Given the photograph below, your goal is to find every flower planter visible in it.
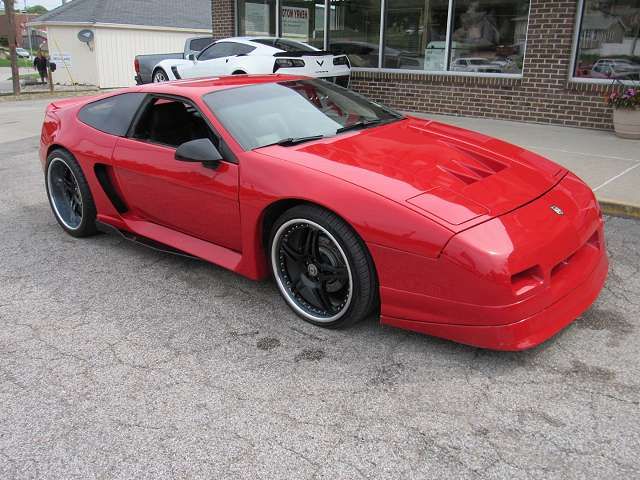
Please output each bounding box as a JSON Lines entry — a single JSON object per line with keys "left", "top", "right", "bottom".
{"left": 613, "top": 108, "right": 640, "bottom": 140}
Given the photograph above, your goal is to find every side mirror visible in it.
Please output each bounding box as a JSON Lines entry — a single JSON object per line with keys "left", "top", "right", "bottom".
{"left": 187, "top": 53, "right": 197, "bottom": 62}
{"left": 175, "top": 138, "right": 222, "bottom": 168}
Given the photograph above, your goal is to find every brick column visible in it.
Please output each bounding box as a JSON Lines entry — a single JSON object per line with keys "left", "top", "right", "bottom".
{"left": 212, "top": 0, "right": 235, "bottom": 40}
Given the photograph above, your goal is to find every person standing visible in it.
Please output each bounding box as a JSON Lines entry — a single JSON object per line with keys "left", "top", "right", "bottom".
{"left": 33, "top": 51, "right": 48, "bottom": 84}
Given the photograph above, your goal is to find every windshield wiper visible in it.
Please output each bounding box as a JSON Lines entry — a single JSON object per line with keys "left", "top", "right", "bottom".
{"left": 261, "top": 135, "right": 325, "bottom": 148}
{"left": 336, "top": 117, "right": 405, "bottom": 134}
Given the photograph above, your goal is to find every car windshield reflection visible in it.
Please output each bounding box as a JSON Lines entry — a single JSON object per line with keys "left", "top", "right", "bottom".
{"left": 203, "top": 79, "right": 404, "bottom": 150}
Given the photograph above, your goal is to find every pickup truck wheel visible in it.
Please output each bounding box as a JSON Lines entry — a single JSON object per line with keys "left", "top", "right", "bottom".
{"left": 152, "top": 68, "right": 169, "bottom": 83}
{"left": 232, "top": 70, "right": 247, "bottom": 75}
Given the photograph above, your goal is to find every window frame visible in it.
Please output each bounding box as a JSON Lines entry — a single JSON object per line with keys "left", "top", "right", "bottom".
{"left": 570, "top": 0, "right": 640, "bottom": 86}
{"left": 235, "top": 0, "right": 531, "bottom": 78}
{"left": 126, "top": 93, "right": 238, "bottom": 164}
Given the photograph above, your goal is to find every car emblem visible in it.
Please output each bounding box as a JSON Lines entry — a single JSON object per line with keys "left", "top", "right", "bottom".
{"left": 316, "top": 60, "right": 324, "bottom": 66}
{"left": 550, "top": 205, "right": 564, "bottom": 216}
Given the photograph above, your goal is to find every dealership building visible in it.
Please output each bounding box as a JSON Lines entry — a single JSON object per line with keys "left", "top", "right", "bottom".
{"left": 211, "top": 0, "right": 640, "bottom": 130}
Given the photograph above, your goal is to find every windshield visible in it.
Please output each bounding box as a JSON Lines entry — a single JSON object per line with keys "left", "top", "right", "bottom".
{"left": 203, "top": 79, "right": 403, "bottom": 150}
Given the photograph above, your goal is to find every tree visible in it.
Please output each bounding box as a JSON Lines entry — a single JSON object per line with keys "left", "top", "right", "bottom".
{"left": 2, "top": 0, "right": 20, "bottom": 95}
{"left": 26, "top": 5, "right": 47, "bottom": 14}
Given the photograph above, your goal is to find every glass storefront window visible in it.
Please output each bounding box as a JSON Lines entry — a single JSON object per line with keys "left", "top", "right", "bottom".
{"left": 237, "top": 0, "right": 277, "bottom": 36}
{"left": 235, "top": 0, "right": 532, "bottom": 75}
{"left": 328, "top": 0, "right": 382, "bottom": 68}
{"left": 383, "top": 0, "right": 449, "bottom": 70}
{"left": 449, "top": 0, "right": 529, "bottom": 74}
{"left": 573, "top": 0, "right": 640, "bottom": 82}
{"left": 280, "top": 0, "right": 326, "bottom": 49}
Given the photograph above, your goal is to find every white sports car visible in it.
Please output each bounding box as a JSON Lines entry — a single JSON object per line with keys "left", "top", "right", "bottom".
{"left": 152, "top": 37, "right": 351, "bottom": 87}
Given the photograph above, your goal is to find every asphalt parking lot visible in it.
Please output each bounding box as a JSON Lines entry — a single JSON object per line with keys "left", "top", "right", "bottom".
{"left": 1, "top": 117, "right": 639, "bottom": 479}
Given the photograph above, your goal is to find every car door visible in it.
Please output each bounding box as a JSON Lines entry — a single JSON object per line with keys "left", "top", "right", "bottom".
{"left": 179, "top": 42, "right": 235, "bottom": 78}
{"left": 110, "top": 95, "right": 242, "bottom": 251}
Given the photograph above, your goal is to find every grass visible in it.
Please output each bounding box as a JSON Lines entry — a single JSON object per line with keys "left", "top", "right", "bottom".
{"left": 0, "top": 58, "right": 32, "bottom": 68}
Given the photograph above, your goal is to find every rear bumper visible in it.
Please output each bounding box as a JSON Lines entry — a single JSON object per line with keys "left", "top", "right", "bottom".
{"left": 381, "top": 250, "right": 608, "bottom": 350}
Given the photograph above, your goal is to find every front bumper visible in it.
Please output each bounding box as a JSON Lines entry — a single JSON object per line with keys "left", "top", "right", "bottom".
{"left": 370, "top": 173, "right": 608, "bottom": 350}
{"left": 381, "top": 250, "right": 608, "bottom": 350}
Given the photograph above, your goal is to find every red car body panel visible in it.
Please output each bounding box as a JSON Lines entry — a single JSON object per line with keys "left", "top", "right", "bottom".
{"left": 39, "top": 75, "right": 608, "bottom": 350}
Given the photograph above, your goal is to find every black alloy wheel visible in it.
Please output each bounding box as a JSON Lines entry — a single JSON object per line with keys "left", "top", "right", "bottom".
{"left": 270, "top": 205, "right": 377, "bottom": 328}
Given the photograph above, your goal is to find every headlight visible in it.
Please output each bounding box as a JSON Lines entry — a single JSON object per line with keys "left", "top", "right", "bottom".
{"left": 333, "top": 55, "right": 350, "bottom": 67}
{"left": 273, "top": 58, "right": 306, "bottom": 72}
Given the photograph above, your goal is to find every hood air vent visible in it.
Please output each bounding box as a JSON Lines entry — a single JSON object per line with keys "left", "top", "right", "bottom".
{"left": 438, "top": 141, "right": 508, "bottom": 185}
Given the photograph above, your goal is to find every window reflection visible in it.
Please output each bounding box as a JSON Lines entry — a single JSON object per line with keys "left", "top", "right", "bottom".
{"left": 237, "top": 0, "right": 277, "bottom": 36}
{"left": 450, "top": 0, "right": 529, "bottom": 74}
{"left": 383, "top": 0, "right": 449, "bottom": 70}
{"left": 574, "top": 0, "right": 640, "bottom": 82}
{"left": 281, "top": 0, "right": 327, "bottom": 49}
{"left": 328, "top": 0, "right": 382, "bottom": 68}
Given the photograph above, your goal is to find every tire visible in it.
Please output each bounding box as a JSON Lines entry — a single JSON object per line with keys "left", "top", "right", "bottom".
{"left": 270, "top": 204, "right": 377, "bottom": 328}
{"left": 232, "top": 70, "right": 247, "bottom": 75}
{"left": 45, "top": 149, "right": 97, "bottom": 238}
{"left": 152, "top": 68, "right": 169, "bottom": 83}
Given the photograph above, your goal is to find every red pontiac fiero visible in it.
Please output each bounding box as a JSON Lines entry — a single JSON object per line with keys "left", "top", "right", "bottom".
{"left": 40, "top": 75, "right": 608, "bottom": 351}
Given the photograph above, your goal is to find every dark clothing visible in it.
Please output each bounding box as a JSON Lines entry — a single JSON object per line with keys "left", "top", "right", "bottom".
{"left": 33, "top": 56, "right": 48, "bottom": 73}
{"left": 33, "top": 56, "right": 48, "bottom": 83}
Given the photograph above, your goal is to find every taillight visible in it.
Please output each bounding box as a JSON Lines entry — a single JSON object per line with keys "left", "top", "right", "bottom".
{"left": 134, "top": 58, "right": 140, "bottom": 74}
{"left": 273, "top": 58, "right": 305, "bottom": 73}
{"left": 333, "top": 55, "right": 350, "bottom": 67}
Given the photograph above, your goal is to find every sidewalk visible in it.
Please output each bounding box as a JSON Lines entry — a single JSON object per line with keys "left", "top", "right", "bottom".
{"left": 411, "top": 112, "right": 640, "bottom": 218}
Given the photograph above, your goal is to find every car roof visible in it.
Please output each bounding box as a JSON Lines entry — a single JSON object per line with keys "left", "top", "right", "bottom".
{"left": 134, "top": 74, "right": 310, "bottom": 97}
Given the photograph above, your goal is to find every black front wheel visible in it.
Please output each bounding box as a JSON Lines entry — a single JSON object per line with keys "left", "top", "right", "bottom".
{"left": 45, "top": 149, "right": 97, "bottom": 237}
{"left": 270, "top": 205, "right": 377, "bottom": 328}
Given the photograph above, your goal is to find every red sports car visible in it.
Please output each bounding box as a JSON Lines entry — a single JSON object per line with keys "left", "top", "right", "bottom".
{"left": 40, "top": 75, "right": 608, "bottom": 351}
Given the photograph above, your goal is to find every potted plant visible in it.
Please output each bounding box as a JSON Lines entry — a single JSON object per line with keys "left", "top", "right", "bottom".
{"left": 606, "top": 88, "right": 640, "bottom": 139}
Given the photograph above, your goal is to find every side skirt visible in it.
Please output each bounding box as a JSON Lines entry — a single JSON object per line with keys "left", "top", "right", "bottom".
{"left": 95, "top": 215, "right": 245, "bottom": 274}
{"left": 96, "top": 220, "right": 199, "bottom": 261}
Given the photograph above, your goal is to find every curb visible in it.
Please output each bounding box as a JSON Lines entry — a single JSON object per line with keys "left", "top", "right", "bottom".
{"left": 599, "top": 199, "right": 640, "bottom": 219}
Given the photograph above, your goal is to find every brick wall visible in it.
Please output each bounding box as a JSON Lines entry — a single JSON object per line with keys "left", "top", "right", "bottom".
{"left": 212, "top": 0, "right": 619, "bottom": 130}
{"left": 212, "top": 0, "right": 235, "bottom": 40}
{"left": 351, "top": 0, "right": 616, "bottom": 130}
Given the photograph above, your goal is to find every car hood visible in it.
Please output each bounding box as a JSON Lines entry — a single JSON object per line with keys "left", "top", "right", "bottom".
{"left": 258, "top": 117, "right": 566, "bottom": 231}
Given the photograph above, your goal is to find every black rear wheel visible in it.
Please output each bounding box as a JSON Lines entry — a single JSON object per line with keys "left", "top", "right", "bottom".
{"left": 270, "top": 205, "right": 377, "bottom": 328}
{"left": 45, "top": 149, "right": 97, "bottom": 237}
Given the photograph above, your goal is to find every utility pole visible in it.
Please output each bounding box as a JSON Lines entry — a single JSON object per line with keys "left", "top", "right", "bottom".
{"left": 4, "top": 0, "right": 21, "bottom": 95}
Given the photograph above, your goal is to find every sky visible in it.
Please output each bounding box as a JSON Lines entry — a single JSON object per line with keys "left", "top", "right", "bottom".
{"left": 21, "top": 0, "right": 67, "bottom": 11}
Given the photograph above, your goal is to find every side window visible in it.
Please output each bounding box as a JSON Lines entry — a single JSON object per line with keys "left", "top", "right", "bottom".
{"left": 189, "top": 37, "right": 214, "bottom": 52}
{"left": 228, "top": 42, "right": 256, "bottom": 56}
{"left": 78, "top": 93, "right": 145, "bottom": 136}
{"left": 131, "top": 98, "right": 217, "bottom": 149}
{"left": 198, "top": 42, "right": 233, "bottom": 61}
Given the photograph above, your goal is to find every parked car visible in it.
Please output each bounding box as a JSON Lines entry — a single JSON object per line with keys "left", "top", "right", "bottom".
{"left": 16, "top": 47, "right": 31, "bottom": 59}
{"left": 152, "top": 37, "right": 351, "bottom": 87}
{"left": 134, "top": 36, "right": 214, "bottom": 84}
{"left": 39, "top": 75, "right": 607, "bottom": 351}
{"left": 326, "top": 40, "right": 424, "bottom": 70}
{"left": 451, "top": 57, "right": 503, "bottom": 73}
{"left": 590, "top": 58, "right": 640, "bottom": 79}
